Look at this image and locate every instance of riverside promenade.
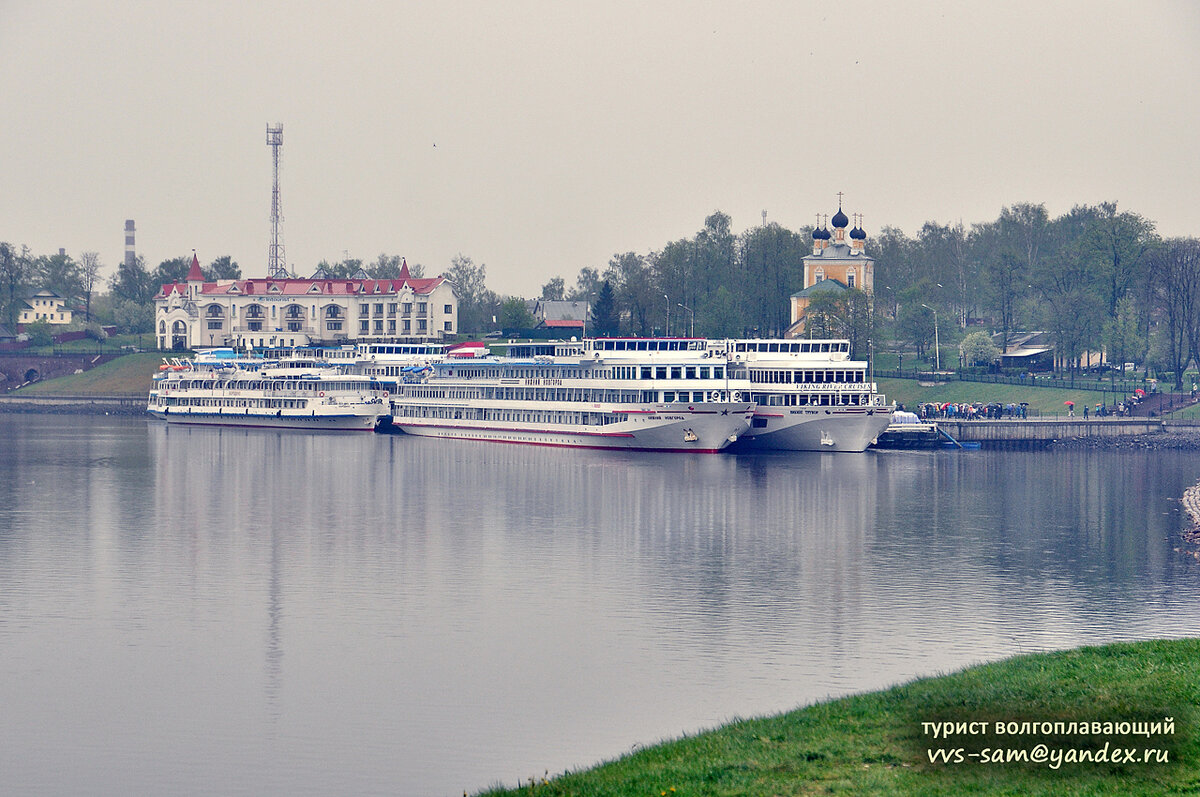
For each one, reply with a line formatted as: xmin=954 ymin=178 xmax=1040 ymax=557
xmin=938 ymin=417 xmax=1200 ymax=446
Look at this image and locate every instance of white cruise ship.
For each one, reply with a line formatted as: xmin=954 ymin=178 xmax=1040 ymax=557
xmin=147 ymin=348 xmax=390 ymax=431
xmin=383 ymin=338 xmax=754 ymax=452
xmin=718 ymin=338 xmax=893 ymax=452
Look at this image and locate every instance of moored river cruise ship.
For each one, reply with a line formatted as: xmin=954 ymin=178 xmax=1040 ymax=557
xmin=147 ymin=348 xmax=390 ymax=431
xmin=383 ymin=338 xmax=754 ymax=452
xmin=718 ymin=338 xmax=892 ymax=452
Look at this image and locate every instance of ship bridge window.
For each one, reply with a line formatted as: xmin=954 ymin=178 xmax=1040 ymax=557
xmin=685 ymin=367 xmax=696 ymax=379
xmin=698 ymin=367 xmax=709 ymax=379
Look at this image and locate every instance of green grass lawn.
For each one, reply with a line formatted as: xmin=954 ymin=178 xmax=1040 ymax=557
xmin=478 ymin=639 xmax=1199 ymax=796
xmin=14 ymin=352 xmax=163 ymax=397
xmin=876 ymin=378 xmax=1142 ymax=418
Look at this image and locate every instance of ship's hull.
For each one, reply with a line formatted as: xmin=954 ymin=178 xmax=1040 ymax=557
xmin=146 ymin=406 xmax=383 ymax=431
xmin=733 ymin=406 xmax=893 ymax=452
xmin=385 ymin=402 xmax=754 ymax=452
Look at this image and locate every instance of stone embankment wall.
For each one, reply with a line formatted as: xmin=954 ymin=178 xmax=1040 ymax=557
xmin=0 ymin=395 xmax=145 ymax=415
xmin=0 ymin=353 xmax=119 ymax=392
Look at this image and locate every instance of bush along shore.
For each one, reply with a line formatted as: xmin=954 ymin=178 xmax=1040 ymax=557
xmin=477 ymin=639 xmax=1198 ymax=797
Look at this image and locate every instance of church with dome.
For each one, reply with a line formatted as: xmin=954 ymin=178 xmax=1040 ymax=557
xmin=786 ymin=197 xmax=874 ymax=337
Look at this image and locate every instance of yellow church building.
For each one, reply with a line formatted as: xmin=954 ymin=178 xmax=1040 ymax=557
xmin=786 ymin=200 xmax=874 ymax=336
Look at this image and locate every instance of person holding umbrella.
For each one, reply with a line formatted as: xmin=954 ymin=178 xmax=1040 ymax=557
xmin=1065 ymin=400 xmax=1075 ymax=417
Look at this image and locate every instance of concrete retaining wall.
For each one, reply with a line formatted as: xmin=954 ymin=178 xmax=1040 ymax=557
xmin=939 ymin=418 xmax=1163 ymax=442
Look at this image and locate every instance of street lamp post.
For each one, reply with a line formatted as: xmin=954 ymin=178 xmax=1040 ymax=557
xmin=922 ymin=304 xmax=940 ymax=371
xmin=664 ymin=294 xmax=670 ymax=336
xmin=677 ymin=303 xmax=694 ymax=337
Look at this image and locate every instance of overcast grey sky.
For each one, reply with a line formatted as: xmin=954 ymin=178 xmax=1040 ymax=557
xmin=3 ymin=0 xmax=1198 ymax=296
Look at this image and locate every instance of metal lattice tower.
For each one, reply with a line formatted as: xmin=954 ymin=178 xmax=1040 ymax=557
xmin=266 ymin=124 xmax=288 ymax=278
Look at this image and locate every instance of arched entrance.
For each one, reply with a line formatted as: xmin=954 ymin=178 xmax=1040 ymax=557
xmin=171 ymin=320 xmax=188 ymax=350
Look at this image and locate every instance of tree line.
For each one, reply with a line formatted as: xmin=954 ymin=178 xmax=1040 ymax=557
xmin=7 ymin=200 xmax=1200 ymax=389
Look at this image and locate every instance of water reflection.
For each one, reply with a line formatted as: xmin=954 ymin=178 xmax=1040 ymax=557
xmin=1 ymin=416 xmax=1199 ymax=796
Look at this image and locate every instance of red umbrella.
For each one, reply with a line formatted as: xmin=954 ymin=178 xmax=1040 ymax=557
xmin=1064 ymin=400 xmax=1074 ymax=406
xmin=1134 ymin=388 xmax=1146 ymax=396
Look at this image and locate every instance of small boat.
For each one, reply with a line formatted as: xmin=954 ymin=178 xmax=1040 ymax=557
xmin=871 ymin=410 xmax=943 ymax=449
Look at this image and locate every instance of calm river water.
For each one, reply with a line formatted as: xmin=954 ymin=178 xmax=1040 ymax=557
xmin=2 ymin=414 xmax=1200 ymax=796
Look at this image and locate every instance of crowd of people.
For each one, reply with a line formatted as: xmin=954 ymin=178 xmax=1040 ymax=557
xmin=901 ymin=386 xmax=1157 ymax=421
xmin=911 ymin=402 xmax=1028 ymax=420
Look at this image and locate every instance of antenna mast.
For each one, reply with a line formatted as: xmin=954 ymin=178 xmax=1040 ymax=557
xmin=266 ymin=124 xmax=287 ymax=278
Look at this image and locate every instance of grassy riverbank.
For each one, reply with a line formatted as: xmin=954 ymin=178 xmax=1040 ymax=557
xmin=12 ymin=352 xmax=161 ymax=397
xmin=479 ymin=639 xmax=1198 ymax=796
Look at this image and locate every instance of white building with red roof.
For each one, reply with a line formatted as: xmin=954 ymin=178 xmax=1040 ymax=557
xmin=155 ymin=254 xmax=457 ymax=350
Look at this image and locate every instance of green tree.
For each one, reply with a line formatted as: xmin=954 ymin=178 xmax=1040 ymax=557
xmin=370 ymin=253 xmax=404 ymax=279
xmin=540 ymin=276 xmax=565 ymax=301
xmin=498 ymin=297 xmax=535 ymax=329
xmin=898 ymin=303 xmax=935 ymax=360
xmin=0 ymin=243 xmax=30 ymax=327
xmin=1150 ymin=238 xmax=1200 ymax=389
xmin=607 ymin=252 xmax=655 ymax=335
xmin=205 ymin=255 xmax=241 ymax=280
xmin=111 ymin=297 xmax=154 ymax=334
xmin=703 ymin=285 xmax=743 ymax=338
xmin=873 ymin=226 xmax=920 ymax=321
xmin=960 ymin=330 xmax=1000 ymax=367
xmin=79 ymin=251 xmax=102 ymax=322
xmin=25 ymin=319 xmax=53 ymax=346
xmin=1103 ymin=295 xmax=1146 ymax=383
xmin=736 ymin=223 xmax=807 ymax=336
xmin=34 ymin=251 xmax=83 ymax=298
xmin=590 ymin=280 xmax=619 ymax=336
xmin=1086 ymin=201 xmax=1156 ymax=317
xmin=110 ymin=254 xmax=157 ymax=306
xmin=444 ymin=254 xmax=494 ymax=334
xmin=568 ymin=267 xmax=601 ymax=301
xmin=153 ymin=256 xmax=192 ymax=286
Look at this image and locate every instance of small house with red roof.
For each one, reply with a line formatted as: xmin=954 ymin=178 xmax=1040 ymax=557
xmin=154 ymin=254 xmax=458 ymax=350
